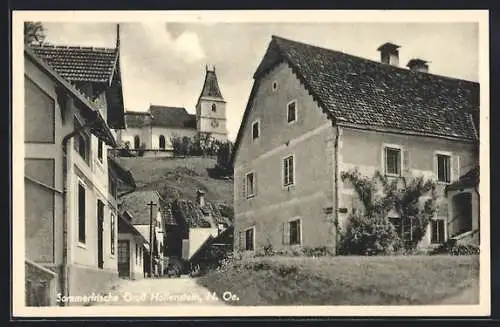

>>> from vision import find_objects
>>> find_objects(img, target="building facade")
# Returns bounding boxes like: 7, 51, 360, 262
116, 66, 228, 157
25, 34, 133, 305
232, 36, 480, 254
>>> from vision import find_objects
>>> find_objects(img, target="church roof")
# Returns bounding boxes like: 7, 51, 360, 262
197, 68, 224, 105
149, 105, 197, 129
124, 106, 197, 129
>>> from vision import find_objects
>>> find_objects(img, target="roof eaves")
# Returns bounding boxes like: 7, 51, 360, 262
336, 121, 476, 143
25, 45, 117, 147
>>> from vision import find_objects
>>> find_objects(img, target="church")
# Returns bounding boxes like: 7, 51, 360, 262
117, 66, 228, 156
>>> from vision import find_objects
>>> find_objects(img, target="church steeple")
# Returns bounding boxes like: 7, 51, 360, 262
198, 65, 224, 101
195, 65, 228, 142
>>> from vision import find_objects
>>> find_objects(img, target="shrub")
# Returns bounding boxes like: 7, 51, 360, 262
137, 142, 146, 157
430, 239, 480, 255
338, 213, 400, 255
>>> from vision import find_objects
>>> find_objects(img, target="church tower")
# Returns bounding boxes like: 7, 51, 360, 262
196, 65, 228, 142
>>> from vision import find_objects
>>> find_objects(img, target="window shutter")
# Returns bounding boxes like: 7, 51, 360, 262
283, 222, 290, 245
451, 155, 460, 182
241, 174, 246, 200
238, 231, 244, 250
253, 173, 257, 196
402, 148, 411, 177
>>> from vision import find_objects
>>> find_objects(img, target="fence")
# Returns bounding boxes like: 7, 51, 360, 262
25, 259, 57, 306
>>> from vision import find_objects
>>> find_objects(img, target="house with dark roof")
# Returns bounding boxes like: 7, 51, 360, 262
116, 66, 228, 157
232, 36, 480, 254
120, 190, 166, 277
24, 25, 133, 305
163, 190, 232, 275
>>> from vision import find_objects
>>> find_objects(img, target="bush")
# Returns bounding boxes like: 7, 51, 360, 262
430, 239, 480, 255
137, 142, 146, 157
338, 213, 401, 255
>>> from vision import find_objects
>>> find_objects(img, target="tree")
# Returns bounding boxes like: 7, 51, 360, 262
215, 141, 234, 177
24, 21, 46, 45
340, 168, 437, 253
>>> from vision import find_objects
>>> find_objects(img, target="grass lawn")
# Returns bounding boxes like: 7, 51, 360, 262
196, 255, 479, 305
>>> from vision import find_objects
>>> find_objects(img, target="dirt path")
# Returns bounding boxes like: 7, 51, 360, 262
95, 276, 227, 306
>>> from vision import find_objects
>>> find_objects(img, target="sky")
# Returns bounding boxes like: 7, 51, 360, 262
41, 22, 479, 141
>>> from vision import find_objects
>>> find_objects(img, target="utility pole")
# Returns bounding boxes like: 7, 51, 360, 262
147, 200, 157, 278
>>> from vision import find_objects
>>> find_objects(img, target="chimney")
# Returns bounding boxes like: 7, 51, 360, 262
406, 58, 429, 73
377, 42, 401, 66
196, 190, 206, 207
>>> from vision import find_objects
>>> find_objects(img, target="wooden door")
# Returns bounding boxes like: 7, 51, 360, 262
118, 240, 130, 278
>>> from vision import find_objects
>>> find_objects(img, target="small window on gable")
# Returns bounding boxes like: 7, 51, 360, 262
212, 103, 217, 112
384, 147, 401, 176
287, 100, 297, 123
272, 81, 278, 92
436, 154, 451, 183
252, 120, 260, 140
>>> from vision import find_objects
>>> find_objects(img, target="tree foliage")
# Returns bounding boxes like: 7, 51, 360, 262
339, 168, 437, 253
24, 21, 46, 45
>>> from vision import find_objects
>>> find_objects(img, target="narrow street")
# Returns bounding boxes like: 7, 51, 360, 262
96, 276, 227, 306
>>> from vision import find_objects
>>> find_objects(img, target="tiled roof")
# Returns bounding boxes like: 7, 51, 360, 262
124, 106, 197, 129
29, 44, 118, 83
197, 69, 224, 104
150, 106, 197, 129
254, 36, 479, 140
169, 199, 230, 228
24, 46, 117, 147
124, 111, 151, 128
121, 190, 163, 225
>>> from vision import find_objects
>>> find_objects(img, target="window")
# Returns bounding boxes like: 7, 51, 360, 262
97, 140, 103, 163
110, 213, 115, 254
287, 100, 297, 123
24, 77, 55, 143
212, 103, 217, 112
73, 119, 89, 163
252, 120, 260, 140
272, 81, 278, 92
246, 172, 255, 198
385, 147, 401, 176
390, 217, 415, 248
431, 218, 445, 244
289, 219, 301, 245
134, 135, 140, 149
283, 155, 295, 187
159, 135, 166, 150
436, 154, 451, 183
78, 182, 86, 244
245, 227, 254, 251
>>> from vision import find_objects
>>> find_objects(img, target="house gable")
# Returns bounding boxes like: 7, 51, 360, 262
233, 35, 479, 164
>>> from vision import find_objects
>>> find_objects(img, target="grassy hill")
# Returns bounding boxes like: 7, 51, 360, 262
116, 156, 233, 216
